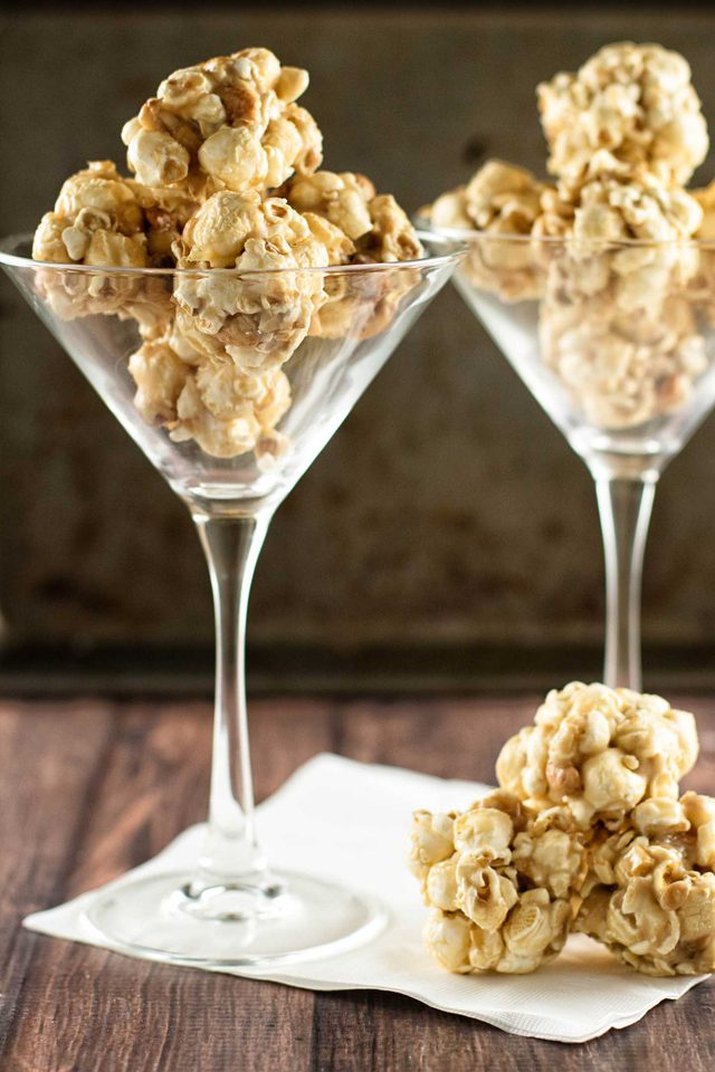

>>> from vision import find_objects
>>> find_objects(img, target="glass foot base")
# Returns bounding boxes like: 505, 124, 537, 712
85, 869, 387, 968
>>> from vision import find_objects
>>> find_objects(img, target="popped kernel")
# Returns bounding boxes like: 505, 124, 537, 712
283, 171, 375, 240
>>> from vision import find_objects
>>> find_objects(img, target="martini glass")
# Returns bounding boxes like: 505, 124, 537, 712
426, 226, 715, 691
0, 233, 461, 966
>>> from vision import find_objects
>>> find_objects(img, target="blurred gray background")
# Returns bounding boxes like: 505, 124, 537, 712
1, 7, 715, 688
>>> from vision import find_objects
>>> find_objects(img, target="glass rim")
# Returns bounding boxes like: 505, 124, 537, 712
0, 231, 465, 278
416, 217, 715, 251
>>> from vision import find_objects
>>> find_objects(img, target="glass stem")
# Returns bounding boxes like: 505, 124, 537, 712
595, 476, 657, 692
191, 510, 272, 888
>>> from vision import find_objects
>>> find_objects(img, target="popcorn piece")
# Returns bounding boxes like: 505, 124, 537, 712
575, 792, 715, 975
464, 161, 546, 237
423, 911, 472, 973
538, 42, 709, 186
512, 804, 589, 899
496, 683, 699, 828
411, 790, 585, 974
354, 195, 423, 264
302, 213, 355, 266
129, 331, 189, 424
408, 809, 456, 882
121, 48, 322, 197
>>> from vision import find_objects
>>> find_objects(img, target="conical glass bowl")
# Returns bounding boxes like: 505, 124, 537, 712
425, 224, 715, 690
0, 233, 463, 966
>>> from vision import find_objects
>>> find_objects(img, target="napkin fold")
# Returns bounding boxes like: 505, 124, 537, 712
25, 753, 709, 1043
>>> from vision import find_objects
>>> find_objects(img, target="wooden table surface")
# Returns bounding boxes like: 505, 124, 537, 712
1, 694, 714, 1071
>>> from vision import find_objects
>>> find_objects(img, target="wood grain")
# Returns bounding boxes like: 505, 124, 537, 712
0, 695, 713, 1071
0, 701, 113, 1055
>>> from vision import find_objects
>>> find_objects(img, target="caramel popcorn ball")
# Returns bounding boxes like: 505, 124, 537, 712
539, 284, 707, 429
431, 160, 547, 236
171, 190, 330, 371
32, 161, 172, 328
121, 48, 322, 197
575, 792, 715, 975
537, 42, 708, 186
428, 160, 549, 301
280, 170, 423, 339
410, 791, 585, 974
496, 683, 698, 828
33, 160, 147, 267
533, 172, 705, 428
128, 321, 291, 460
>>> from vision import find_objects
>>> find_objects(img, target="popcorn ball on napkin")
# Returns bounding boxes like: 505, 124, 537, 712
496, 682, 698, 828
409, 790, 586, 974
576, 791, 715, 975
32, 47, 423, 459
410, 683, 715, 978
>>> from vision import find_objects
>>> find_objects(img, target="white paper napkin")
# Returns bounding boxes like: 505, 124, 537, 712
25, 754, 710, 1043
